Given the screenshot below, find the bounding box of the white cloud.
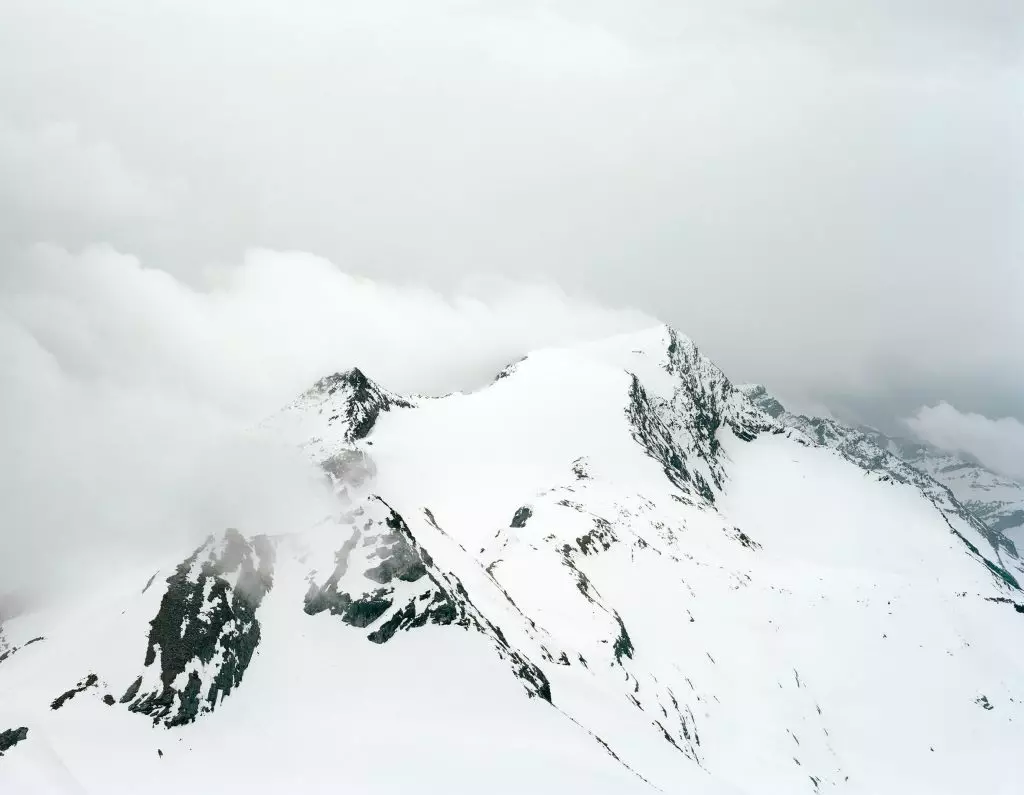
[0,121,182,235]
[0,244,652,597]
[0,1,1019,420]
[905,402,1024,480]
[0,0,1021,601]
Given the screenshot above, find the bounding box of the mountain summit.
[2,325,1022,794]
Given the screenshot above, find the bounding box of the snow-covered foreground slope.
[3,326,1024,795]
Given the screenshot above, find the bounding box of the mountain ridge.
[2,323,1023,795]
[740,383,1022,582]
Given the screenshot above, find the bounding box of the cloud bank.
[0,244,651,598]
[906,402,1024,480]
[0,0,1019,422]
[1,1,1021,598]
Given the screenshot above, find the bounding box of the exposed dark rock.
[120,676,143,704]
[950,529,1020,590]
[51,674,98,710]
[307,499,552,703]
[306,577,394,629]
[985,596,1024,614]
[304,527,362,616]
[727,526,762,551]
[0,635,45,667]
[509,654,552,703]
[309,368,414,442]
[613,613,634,663]
[364,520,428,584]
[510,507,533,528]
[577,518,616,556]
[128,529,275,727]
[560,551,597,603]
[626,375,690,493]
[367,602,417,644]
[744,385,786,418]
[0,727,28,756]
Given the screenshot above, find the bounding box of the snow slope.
[741,385,1023,584]
[3,326,1023,795]
[858,428,1024,548]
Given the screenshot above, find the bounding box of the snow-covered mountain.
[3,326,1023,794]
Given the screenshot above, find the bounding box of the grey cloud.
[0,242,651,595]
[906,403,1024,480]
[0,0,1021,588]
[1,0,1014,424]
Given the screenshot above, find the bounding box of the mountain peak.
[263,365,416,469]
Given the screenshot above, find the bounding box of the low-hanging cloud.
[906,402,1024,480]
[1,0,1021,602]
[0,243,652,599]
[0,0,1019,424]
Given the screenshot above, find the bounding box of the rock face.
[264,366,415,464]
[303,498,551,701]
[0,727,27,756]
[126,529,276,727]
[3,325,1024,795]
[627,331,776,505]
[306,367,415,443]
[0,634,44,667]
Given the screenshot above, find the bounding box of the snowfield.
[2,325,1022,794]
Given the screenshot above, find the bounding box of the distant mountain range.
[742,385,1024,548]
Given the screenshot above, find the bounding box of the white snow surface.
[3,325,1023,795]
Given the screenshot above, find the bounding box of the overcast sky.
[1,1,1021,592]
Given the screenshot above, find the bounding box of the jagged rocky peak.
[660,326,776,439]
[262,365,417,473]
[607,325,777,503]
[302,366,415,442]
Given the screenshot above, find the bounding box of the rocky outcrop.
[126,529,276,727]
[305,498,551,702]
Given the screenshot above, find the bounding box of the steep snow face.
[4,326,1024,795]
